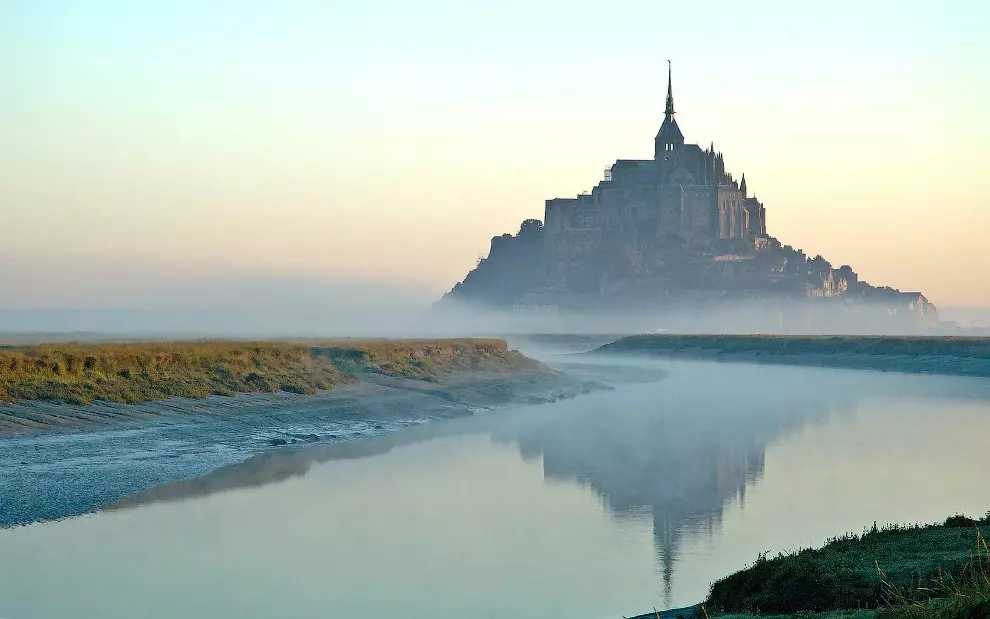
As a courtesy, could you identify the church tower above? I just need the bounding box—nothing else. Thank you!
[655,61,685,159]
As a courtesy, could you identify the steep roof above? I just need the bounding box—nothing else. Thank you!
[656,117,684,143]
[655,61,684,143]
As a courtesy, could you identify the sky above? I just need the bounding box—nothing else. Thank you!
[2,0,989,311]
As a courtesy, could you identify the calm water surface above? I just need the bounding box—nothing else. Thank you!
[1,358,989,619]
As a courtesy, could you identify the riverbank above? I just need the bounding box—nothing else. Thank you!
[0,338,570,436]
[634,513,990,619]
[0,345,601,527]
[594,335,990,379]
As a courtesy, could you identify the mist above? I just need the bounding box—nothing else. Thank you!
[2,260,987,338]
[3,293,987,340]
[0,272,438,337]
[429,298,990,337]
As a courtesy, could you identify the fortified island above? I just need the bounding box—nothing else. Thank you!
[439,64,938,333]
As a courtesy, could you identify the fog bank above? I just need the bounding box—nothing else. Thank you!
[2,270,987,339]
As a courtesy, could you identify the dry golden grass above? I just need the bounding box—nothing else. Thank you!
[0,338,536,405]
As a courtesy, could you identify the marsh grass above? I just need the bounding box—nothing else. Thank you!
[596,335,990,379]
[706,514,990,616]
[874,526,990,619]
[599,335,990,358]
[0,338,535,405]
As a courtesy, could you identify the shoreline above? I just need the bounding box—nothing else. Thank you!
[1,365,601,528]
[594,335,990,379]
[0,368,589,438]
[0,338,565,437]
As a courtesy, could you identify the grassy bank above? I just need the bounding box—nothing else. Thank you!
[0,339,540,405]
[699,513,990,619]
[595,335,990,378]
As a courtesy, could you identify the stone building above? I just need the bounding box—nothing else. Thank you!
[544,63,767,287]
[439,64,936,329]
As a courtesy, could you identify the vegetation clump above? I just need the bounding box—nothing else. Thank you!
[704,513,990,619]
[0,338,537,405]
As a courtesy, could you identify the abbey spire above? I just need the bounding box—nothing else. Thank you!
[655,60,685,157]
[665,60,675,118]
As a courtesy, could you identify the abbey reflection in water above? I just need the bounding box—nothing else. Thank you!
[492,362,864,602]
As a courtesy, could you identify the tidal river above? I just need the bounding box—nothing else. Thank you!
[1,351,989,619]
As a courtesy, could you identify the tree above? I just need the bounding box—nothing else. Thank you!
[518,219,544,237]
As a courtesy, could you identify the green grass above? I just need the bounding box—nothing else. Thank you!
[712,611,878,619]
[704,514,990,618]
[0,338,539,405]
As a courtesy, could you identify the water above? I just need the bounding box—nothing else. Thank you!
[1,357,989,619]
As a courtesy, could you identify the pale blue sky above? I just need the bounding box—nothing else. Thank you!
[2,0,989,309]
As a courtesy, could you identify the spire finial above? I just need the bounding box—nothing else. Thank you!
[665,60,675,118]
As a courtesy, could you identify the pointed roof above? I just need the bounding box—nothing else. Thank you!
[740,173,747,197]
[665,60,675,117]
[655,61,684,144]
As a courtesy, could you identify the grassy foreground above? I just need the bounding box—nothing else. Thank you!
[0,339,540,405]
[696,513,990,619]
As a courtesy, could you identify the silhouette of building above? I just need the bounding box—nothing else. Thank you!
[438,64,937,328]
[544,63,767,288]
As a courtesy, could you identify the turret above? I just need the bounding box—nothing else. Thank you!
[740,173,747,197]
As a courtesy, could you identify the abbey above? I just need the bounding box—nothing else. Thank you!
[440,65,939,332]
[544,64,766,286]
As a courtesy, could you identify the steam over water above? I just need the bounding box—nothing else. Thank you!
[2,349,990,618]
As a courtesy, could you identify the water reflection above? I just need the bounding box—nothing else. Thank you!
[101,358,990,610]
[491,360,863,604]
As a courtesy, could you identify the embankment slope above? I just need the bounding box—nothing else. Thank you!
[0,339,572,436]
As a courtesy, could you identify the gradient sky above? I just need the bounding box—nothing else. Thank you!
[3,0,989,310]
